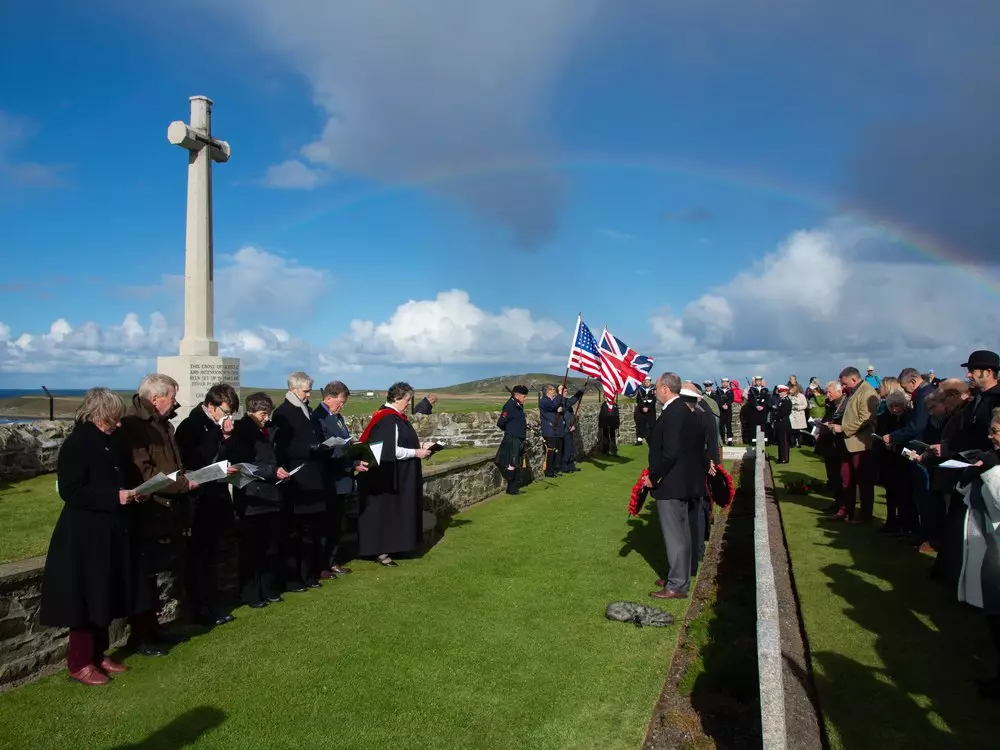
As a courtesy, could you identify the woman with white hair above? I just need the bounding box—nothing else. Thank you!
[272,371,327,591]
[40,388,148,686]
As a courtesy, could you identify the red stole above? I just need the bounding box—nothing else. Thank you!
[360,407,407,443]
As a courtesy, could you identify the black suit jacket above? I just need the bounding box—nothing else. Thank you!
[271,399,324,492]
[647,398,709,500]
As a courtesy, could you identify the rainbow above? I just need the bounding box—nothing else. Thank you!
[255,152,1000,294]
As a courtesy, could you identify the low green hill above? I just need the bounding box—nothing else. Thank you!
[430,373,597,395]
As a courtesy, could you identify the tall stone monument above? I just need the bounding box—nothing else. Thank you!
[157,96,240,423]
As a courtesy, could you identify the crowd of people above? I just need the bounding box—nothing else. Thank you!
[39,373,433,686]
[724,353,1000,699]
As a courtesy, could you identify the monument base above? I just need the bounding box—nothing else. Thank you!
[157,355,240,426]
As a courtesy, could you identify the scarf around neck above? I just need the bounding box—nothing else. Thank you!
[286,390,310,419]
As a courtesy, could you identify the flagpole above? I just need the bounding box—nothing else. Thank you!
[554,312,581,431]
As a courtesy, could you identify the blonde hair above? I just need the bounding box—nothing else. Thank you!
[879,377,903,398]
[138,373,178,401]
[76,387,125,426]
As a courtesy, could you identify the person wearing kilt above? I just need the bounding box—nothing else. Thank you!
[495,385,529,495]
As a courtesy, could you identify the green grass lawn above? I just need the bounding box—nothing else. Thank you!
[771,446,995,750]
[0,474,61,563]
[0,446,693,749]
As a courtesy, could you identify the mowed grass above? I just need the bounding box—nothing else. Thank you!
[0,474,61,563]
[0,445,691,749]
[771,446,995,750]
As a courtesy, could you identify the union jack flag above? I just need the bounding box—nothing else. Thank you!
[599,329,654,402]
[566,316,602,378]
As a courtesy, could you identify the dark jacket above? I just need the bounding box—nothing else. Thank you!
[413,397,433,415]
[747,386,770,422]
[119,395,192,537]
[539,393,566,438]
[560,393,581,436]
[599,401,620,430]
[887,382,935,448]
[271,398,325,493]
[634,386,656,417]
[498,397,527,438]
[648,398,709,500]
[713,388,735,416]
[959,384,1000,452]
[695,401,721,465]
[311,403,356,496]
[224,415,283,515]
[175,405,232,513]
[773,396,792,425]
[40,421,149,628]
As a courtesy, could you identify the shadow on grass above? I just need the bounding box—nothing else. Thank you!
[686,458,761,748]
[585,454,634,472]
[110,706,225,749]
[772,452,995,749]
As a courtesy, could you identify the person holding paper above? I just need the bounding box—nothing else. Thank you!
[176,383,240,627]
[40,388,148,686]
[357,382,432,567]
[312,380,369,578]
[119,373,198,657]
[272,371,327,592]
[224,392,290,608]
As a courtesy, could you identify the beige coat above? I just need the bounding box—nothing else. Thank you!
[841,380,879,453]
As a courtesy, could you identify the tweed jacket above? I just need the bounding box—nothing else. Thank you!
[841,380,879,454]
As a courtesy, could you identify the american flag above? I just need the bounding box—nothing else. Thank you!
[599,329,654,402]
[567,316,602,378]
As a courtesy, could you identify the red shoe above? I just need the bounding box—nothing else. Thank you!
[100,657,128,674]
[69,665,109,686]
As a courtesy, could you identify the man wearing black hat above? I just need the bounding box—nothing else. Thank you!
[495,386,529,494]
[959,350,1000,452]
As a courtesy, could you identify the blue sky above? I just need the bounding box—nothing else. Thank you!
[2,1,1000,390]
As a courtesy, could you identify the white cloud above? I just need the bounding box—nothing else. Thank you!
[649,220,1000,382]
[0,111,65,189]
[212,0,599,245]
[262,159,327,189]
[326,289,565,367]
[216,246,330,325]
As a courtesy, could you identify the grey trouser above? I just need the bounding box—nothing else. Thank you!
[656,497,698,594]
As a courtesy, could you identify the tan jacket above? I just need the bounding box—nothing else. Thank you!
[841,381,879,453]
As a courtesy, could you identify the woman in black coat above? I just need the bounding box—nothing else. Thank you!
[40,387,148,686]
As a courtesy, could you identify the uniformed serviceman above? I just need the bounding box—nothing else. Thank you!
[634,376,657,445]
[598,396,621,455]
[495,385,530,494]
[746,376,770,444]
[539,385,566,477]
[714,378,736,445]
[559,384,584,473]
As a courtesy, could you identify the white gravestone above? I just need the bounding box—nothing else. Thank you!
[157,96,239,422]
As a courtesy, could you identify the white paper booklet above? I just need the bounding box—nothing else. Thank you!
[184,460,231,485]
[276,464,305,484]
[133,471,180,495]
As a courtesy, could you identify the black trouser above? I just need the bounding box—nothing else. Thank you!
[543,437,562,477]
[129,532,185,636]
[719,412,733,442]
[599,427,618,455]
[635,411,653,442]
[322,493,346,568]
[560,431,576,471]
[776,422,790,463]
[186,497,232,617]
[284,511,325,588]
[238,511,283,604]
[824,456,842,511]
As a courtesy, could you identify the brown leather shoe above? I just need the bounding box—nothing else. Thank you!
[100,657,127,674]
[654,579,666,588]
[69,665,109,686]
[330,565,353,575]
[649,589,687,600]
[319,570,336,580]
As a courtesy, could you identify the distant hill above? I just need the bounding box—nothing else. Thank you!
[431,373,598,396]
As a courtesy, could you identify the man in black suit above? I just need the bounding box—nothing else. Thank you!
[413,394,438,415]
[644,373,710,600]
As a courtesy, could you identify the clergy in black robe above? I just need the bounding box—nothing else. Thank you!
[598,398,620,455]
[40,388,148,685]
[357,382,430,566]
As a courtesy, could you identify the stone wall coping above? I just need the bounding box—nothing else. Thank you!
[0,556,46,588]
[422,453,494,479]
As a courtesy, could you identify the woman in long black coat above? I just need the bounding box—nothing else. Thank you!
[40,387,148,686]
[357,382,432,567]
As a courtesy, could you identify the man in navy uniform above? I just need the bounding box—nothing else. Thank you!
[634,376,657,445]
[713,378,736,445]
[772,384,792,463]
[559,384,584,473]
[746,376,770,444]
[495,385,529,494]
[539,385,566,477]
[598,396,620,455]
